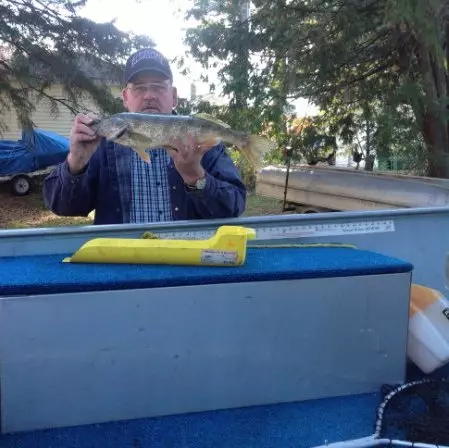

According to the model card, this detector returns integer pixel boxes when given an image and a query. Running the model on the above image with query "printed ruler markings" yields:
[153,220,395,240]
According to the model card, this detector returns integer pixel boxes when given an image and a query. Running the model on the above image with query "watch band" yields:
[186,176,207,191]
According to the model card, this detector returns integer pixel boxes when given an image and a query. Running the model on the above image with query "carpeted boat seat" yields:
[0,247,413,296]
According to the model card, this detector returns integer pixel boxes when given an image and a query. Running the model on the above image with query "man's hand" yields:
[166,133,216,185]
[67,113,101,175]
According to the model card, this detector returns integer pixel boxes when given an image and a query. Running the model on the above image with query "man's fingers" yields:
[82,135,99,142]
[80,123,97,135]
[75,114,92,126]
[165,145,179,154]
[86,111,100,120]
[196,141,216,154]
[72,118,95,141]
[167,137,184,151]
[167,134,216,154]
[71,123,99,146]
[197,143,214,151]
[75,112,100,127]
[185,133,196,146]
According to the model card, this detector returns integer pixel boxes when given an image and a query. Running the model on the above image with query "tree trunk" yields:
[421,113,449,177]
[413,36,449,177]
[365,154,375,171]
[364,120,375,171]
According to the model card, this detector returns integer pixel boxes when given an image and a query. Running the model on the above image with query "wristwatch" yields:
[185,176,207,191]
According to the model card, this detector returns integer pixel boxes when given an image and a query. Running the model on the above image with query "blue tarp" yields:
[0,129,69,177]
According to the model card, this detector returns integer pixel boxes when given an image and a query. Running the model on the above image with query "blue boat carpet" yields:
[0,247,413,296]
[0,393,380,448]
[0,363,447,448]
[0,246,417,446]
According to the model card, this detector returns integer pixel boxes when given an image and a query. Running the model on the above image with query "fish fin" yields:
[133,146,151,164]
[193,113,231,128]
[197,136,221,148]
[239,135,277,171]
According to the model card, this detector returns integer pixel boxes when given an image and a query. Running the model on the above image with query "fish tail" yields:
[239,134,277,170]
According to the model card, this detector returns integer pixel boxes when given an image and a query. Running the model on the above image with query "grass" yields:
[0,183,285,229]
[243,195,285,216]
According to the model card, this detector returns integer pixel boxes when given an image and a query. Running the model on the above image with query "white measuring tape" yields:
[154,220,395,240]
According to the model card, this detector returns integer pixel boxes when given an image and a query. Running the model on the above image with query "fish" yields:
[89,112,277,170]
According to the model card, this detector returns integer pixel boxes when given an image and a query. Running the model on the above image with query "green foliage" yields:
[373,104,428,173]
[0,0,153,132]
[182,0,449,177]
[284,116,336,165]
[183,1,294,143]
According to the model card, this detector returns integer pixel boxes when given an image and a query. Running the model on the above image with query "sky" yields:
[79,0,210,99]
[79,0,317,115]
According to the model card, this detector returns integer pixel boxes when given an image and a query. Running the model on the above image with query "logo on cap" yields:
[124,47,173,84]
[129,48,167,68]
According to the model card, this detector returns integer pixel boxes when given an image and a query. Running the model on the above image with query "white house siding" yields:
[0,84,121,140]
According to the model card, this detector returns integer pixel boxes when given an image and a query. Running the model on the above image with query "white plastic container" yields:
[407,284,449,374]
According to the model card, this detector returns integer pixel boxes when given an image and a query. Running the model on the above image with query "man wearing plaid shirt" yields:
[43,48,246,225]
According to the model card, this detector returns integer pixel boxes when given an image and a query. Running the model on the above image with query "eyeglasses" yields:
[127,82,170,95]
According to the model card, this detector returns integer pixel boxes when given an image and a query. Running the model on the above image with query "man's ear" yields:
[121,87,128,108]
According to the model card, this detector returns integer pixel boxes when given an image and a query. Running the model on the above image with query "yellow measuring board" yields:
[63,225,256,266]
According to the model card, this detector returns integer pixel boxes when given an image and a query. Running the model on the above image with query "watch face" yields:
[196,177,207,190]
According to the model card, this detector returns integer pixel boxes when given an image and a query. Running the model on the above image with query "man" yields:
[43,47,247,225]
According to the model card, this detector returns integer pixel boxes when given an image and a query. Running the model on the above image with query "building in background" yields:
[0,58,123,140]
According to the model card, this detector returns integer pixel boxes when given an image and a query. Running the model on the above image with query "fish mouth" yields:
[90,118,102,127]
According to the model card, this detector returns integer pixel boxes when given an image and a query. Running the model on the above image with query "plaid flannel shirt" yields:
[43,138,247,225]
[130,148,173,223]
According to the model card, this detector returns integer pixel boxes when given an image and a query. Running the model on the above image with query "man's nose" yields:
[143,88,157,100]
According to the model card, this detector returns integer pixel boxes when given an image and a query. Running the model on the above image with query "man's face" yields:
[122,72,177,114]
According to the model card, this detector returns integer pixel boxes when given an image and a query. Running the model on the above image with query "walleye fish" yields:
[90,112,277,170]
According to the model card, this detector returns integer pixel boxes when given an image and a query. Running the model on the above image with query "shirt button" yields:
[156,182,161,186]
[174,207,179,212]
[172,186,176,190]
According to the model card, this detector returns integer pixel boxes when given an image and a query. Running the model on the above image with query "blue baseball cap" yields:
[124,47,173,84]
